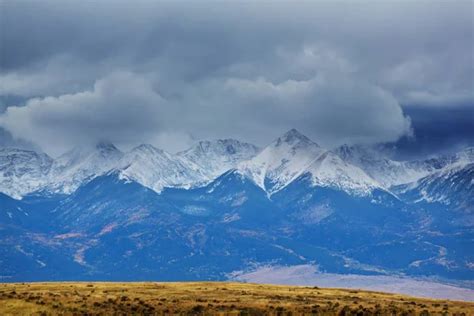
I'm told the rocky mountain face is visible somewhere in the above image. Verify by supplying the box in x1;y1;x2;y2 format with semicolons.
0;130;472;283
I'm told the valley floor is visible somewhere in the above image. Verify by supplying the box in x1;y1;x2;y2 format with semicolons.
0;282;473;315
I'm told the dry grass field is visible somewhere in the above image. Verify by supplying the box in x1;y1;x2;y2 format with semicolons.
0;282;472;315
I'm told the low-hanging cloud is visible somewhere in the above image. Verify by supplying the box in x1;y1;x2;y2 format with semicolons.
0;72;171;155
182;71;412;147
0;69;412;154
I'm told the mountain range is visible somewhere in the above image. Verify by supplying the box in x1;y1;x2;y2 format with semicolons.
0;129;473;283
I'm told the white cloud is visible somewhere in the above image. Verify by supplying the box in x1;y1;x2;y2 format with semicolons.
181;72;412;148
0;65;412;155
0;72;170;156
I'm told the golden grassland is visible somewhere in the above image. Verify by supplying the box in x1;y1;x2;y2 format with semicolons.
0;282;472;315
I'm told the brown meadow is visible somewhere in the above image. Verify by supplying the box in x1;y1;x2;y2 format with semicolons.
0;282;472;315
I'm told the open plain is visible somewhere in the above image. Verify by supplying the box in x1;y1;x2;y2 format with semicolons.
0;282;473;315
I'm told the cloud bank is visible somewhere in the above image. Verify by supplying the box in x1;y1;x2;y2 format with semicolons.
0;1;472;155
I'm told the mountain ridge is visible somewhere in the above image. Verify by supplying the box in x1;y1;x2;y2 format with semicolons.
0;130;472;202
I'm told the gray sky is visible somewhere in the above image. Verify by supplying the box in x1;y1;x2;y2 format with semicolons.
0;0;473;156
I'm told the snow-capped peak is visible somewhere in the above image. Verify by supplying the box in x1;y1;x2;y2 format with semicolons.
129;143;166;156
0;148;53;199
238;130;326;194
237;130;382;195
177;138;260;179
334;144;474;188
46;142;123;194
275;128;317;148
95;141;121;155
303;150;380;195
116;143;207;193
333;144;423;188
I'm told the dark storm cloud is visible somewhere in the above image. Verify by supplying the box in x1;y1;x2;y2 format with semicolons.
393;105;474;159
0;0;472;155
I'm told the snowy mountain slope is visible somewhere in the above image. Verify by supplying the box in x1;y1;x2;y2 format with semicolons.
304;151;380;195
335;145;436;188
177;139;260;179
116;144;208;192
0;148;53;199
46;142;124;194
238;129;326;194
0;139;261;199
335;145;474;188
238;129;380;195
451;147;474;165
395;162;474;212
